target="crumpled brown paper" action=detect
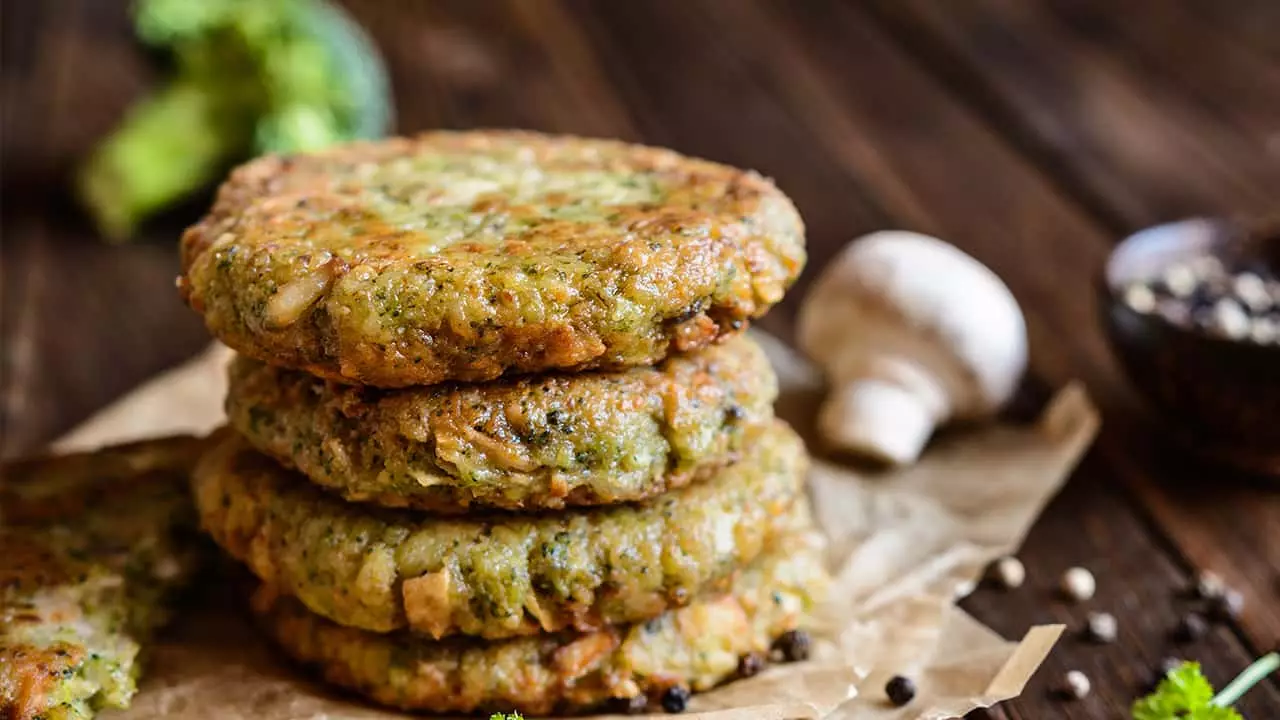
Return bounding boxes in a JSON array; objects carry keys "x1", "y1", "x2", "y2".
[{"x1": 71, "y1": 332, "x2": 1096, "y2": 720}]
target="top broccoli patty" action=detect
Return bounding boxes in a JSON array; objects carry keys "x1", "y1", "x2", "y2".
[
  {"x1": 179, "y1": 130, "x2": 805, "y2": 387},
  {"x1": 0, "y1": 437, "x2": 206, "y2": 720}
]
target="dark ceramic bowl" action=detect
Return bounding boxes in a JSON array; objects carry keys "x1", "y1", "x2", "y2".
[{"x1": 1101, "y1": 217, "x2": 1280, "y2": 476}]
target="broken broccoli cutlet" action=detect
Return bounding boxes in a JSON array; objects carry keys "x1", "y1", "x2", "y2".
[{"x1": 1, "y1": 437, "x2": 206, "y2": 720}]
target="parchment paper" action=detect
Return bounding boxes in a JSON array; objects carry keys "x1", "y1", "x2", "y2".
[{"x1": 63, "y1": 332, "x2": 1097, "y2": 720}]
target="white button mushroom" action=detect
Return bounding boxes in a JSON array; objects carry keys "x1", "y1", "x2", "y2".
[{"x1": 797, "y1": 231, "x2": 1028, "y2": 466}]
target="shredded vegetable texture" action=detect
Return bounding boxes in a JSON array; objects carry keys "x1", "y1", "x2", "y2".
[
  {"x1": 1132, "y1": 662, "x2": 1240, "y2": 720},
  {"x1": 79, "y1": 0, "x2": 389, "y2": 239},
  {"x1": 489, "y1": 714, "x2": 523, "y2": 720}
]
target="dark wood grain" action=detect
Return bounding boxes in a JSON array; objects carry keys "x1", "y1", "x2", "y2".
[
  {"x1": 861, "y1": 0, "x2": 1280, "y2": 672},
  {"x1": 866, "y1": 0, "x2": 1280, "y2": 233},
  {"x1": 0, "y1": 0, "x2": 209, "y2": 454},
  {"x1": 1042, "y1": 0, "x2": 1280, "y2": 150},
  {"x1": 1100, "y1": 419, "x2": 1280, "y2": 652},
  {"x1": 2, "y1": 1, "x2": 1278, "y2": 717}
]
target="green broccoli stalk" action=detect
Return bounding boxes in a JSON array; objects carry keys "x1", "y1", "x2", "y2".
[
  {"x1": 78, "y1": 0, "x2": 391, "y2": 240},
  {"x1": 77, "y1": 80, "x2": 250, "y2": 240}
]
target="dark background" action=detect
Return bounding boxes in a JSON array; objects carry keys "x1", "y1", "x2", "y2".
[{"x1": 2, "y1": 1, "x2": 1278, "y2": 717}]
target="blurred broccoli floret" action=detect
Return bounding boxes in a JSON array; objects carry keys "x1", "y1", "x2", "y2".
[{"x1": 79, "y1": 0, "x2": 391, "y2": 240}]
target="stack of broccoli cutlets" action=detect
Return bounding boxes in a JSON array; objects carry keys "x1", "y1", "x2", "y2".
[{"x1": 179, "y1": 130, "x2": 827, "y2": 715}]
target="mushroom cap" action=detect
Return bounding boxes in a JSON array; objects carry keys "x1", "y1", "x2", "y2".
[{"x1": 798, "y1": 230, "x2": 1027, "y2": 418}]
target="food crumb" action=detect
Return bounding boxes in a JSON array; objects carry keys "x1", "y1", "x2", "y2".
[{"x1": 1060, "y1": 567, "x2": 1096, "y2": 602}]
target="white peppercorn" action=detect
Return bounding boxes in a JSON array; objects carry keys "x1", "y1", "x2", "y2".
[
  {"x1": 1060, "y1": 670, "x2": 1091, "y2": 700},
  {"x1": 1060, "y1": 567, "x2": 1096, "y2": 602},
  {"x1": 1192, "y1": 570, "x2": 1225, "y2": 600},
  {"x1": 1084, "y1": 611, "x2": 1117, "y2": 643},
  {"x1": 1233, "y1": 272, "x2": 1273, "y2": 312},
  {"x1": 1250, "y1": 317, "x2": 1277, "y2": 344},
  {"x1": 1124, "y1": 283, "x2": 1157, "y2": 314},
  {"x1": 1208, "y1": 298, "x2": 1250, "y2": 339},
  {"x1": 1156, "y1": 299, "x2": 1191, "y2": 326},
  {"x1": 1209, "y1": 589, "x2": 1245, "y2": 622},
  {"x1": 1161, "y1": 264, "x2": 1198, "y2": 298},
  {"x1": 1188, "y1": 256, "x2": 1225, "y2": 280},
  {"x1": 988, "y1": 556, "x2": 1026, "y2": 590}
]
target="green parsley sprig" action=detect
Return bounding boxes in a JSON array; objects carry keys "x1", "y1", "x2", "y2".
[{"x1": 1133, "y1": 653, "x2": 1279, "y2": 720}]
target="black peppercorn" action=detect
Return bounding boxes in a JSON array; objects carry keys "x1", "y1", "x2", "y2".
[
  {"x1": 885, "y1": 675, "x2": 916, "y2": 706},
  {"x1": 1174, "y1": 613, "x2": 1209, "y2": 643},
  {"x1": 737, "y1": 652, "x2": 765, "y2": 679},
  {"x1": 1209, "y1": 589, "x2": 1245, "y2": 622},
  {"x1": 770, "y1": 630, "x2": 811, "y2": 662},
  {"x1": 661, "y1": 686, "x2": 690, "y2": 714}
]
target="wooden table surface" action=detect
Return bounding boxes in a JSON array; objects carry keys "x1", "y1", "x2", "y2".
[{"x1": 2, "y1": 1, "x2": 1278, "y2": 717}]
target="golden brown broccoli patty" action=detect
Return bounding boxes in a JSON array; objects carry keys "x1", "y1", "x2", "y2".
[
  {"x1": 0, "y1": 437, "x2": 206, "y2": 720},
  {"x1": 193, "y1": 422, "x2": 808, "y2": 641},
  {"x1": 179, "y1": 130, "x2": 805, "y2": 387},
  {"x1": 251, "y1": 529, "x2": 828, "y2": 716},
  {"x1": 226, "y1": 334, "x2": 776, "y2": 512}
]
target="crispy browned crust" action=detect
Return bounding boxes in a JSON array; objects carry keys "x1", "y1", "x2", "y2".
[
  {"x1": 193, "y1": 422, "x2": 809, "y2": 641},
  {"x1": 0, "y1": 644, "x2": 85, "y2": 720},
  {"x1": 225, "y1": 334, "x2": 777, "y2": 511},
  {"x1": 250, "y1": 530, "x2": 828, "y2": 715},
  {"x1": 179, "y1": 131, "x2": 805, "y2": 387}
]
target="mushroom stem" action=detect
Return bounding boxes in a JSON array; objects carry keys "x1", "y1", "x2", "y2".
[{"x1": 820, "y1": 355, "x2": 948, "y2": 465}]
